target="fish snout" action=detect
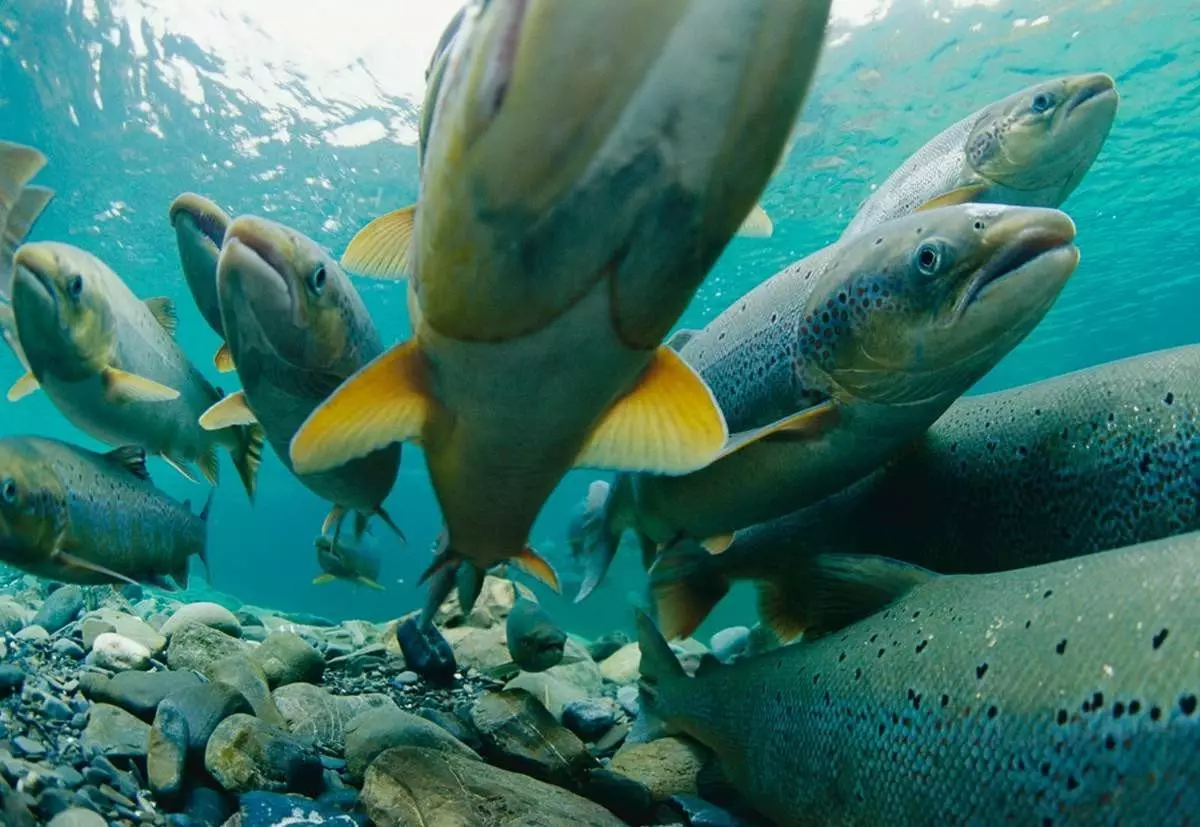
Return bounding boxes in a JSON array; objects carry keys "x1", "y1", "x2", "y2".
[{"x1": 1063, "y1": 72, "x2": 1118, "y2": 118}]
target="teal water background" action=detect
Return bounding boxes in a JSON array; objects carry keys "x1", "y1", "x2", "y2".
[{"x1": 1, "y1": 0, "x2": 1197, "y2": 639}]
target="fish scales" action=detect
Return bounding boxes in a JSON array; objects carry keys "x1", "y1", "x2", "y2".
[{"x1": 642, "y1": 532, "x2": 1200, "y2": 826}]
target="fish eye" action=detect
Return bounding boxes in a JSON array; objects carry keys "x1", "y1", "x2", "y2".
[
  {"x1": 1031, "y1": 93, "x2": 1054, "y2": 114},
  {"x1": 915, "y1": 243, "x2": 942, "y2": 276},
  {"x1": 308, "y1": 264, "x2": 327, "y2": 295},
  {"x1": 67, "y1": 274, "x2": 84, "y2": 299},
  {"x1": 0, "y1": 479, "x2": 17, "y2": 505}
]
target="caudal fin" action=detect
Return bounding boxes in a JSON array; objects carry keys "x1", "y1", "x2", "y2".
[
  {"x1": 634, "y1": 608, "x2": 687, "y2": 737},
  {"x1": 0, "y1": 142, "x2": 47, "y2": 214},
  {"x1": 230, "y1": 422, "x2": 265, "y2": 503},
  {"x1": 648, "y1": 542, "x2": 731, "y2": 640},
  {"x1": 573, "y1": 477, "x2": 637, "y2": 603}
]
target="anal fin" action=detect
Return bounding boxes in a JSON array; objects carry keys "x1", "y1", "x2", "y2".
[
  {"x1": 716, "y1": 400, "x2": 840, "y2": 461},
  {"x1": 699, "y1": 533, "x2": 735, "y2": 555},
  {"x1": 357, "y1": 576, "x2": 385, "y2": 591},
  {"x1": 196, "y1": 447, "x2": 220, "y2": 486},
  {"x1": 214, "y1": 343, "x2": 236, "y2": 374},
  {"x1": 799, "y1": 553, "x2": 936, "y2": 639},
  {"x1": 512, "y1": 546, "x2": 560, "y2": 592},
  {"x1": 574, "y1": 346, "x2": 728, "y2": 475},
  {"x1": 104, "y1": 446, "x2": 150, "y2": 481},
  {"x1": 648, "y1": 542, "x2": 729, "y2": 640},
  {"x1": 199, "y1": 391, "x2": 258, "y2": 430},
  {"x1": 7, "y1": 371, "x2": 39, "y2": 402}
]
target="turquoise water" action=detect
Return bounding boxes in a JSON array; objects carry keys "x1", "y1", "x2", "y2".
[{"x1": 1, "y1": 0, "x2": 1197, "y2": 639}]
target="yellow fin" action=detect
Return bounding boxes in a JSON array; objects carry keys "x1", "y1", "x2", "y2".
[
  {"x1": 756, "y1": 579, "x2": 807, "y2": 643},
  {"x1": 735, "y1": 202, "x2": 773, "y2": 238},
  {"x1": 312, "y1": 573, "x2": 337, "y2": 586},
  {"x1": 102, "y1": 367, "x2": 180, "y2": 404},
  {"x1": 214, "y1": 343, "x2": 235, "y2": 374},
  {"x1": 321, "y1": 505, "x2": 347, "y2": 540},
  {"x1": 290, "y1": 340, "x2": 433, "y2": 475},
  {"x1": 143, "y1": 297, "x2": 178, "y2": 337},
  {"x1": 512, "y1": 546, "x2": 560, "y2": 593},
  {"x1": 161, "y1": 454, "x2": 201, "y2": 484},
  {"x1": 0, "y1": 142, "x2": 47, "y2": 210},
  {"x1": 649, "y1": 543, "x2": 730, "y2": 640},
  {"x1": 339, "y1": 204, "x2": 416, "y2": 280},
  {"x1": 575, "y1": 346, "x2": 728, "y2": 474},
  {"x1": 199, "y1": 391, "x2": 257, "y2": 430},
  {"x1": 197, "y1": 447, "x2": 220, "y2": 486},
  {"x1": 700, "y1": 533, "x2": 735, "y2": 555},
  {"x1": 357, "y1": 576, "x2": 386, "y2": 591},
  {"x1": 715, "y1": 400, "x2": 840, "y2": 462},
  {"x1": 7, "y1": 371, "x2": 39, "y2": 402},
  {"x1": 914, "y1": 184, "x2": 990, "y2": 213}
]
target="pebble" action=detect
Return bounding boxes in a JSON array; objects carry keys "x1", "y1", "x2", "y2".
[
  {"x1": 391, "y1": 670, "x2": 420, "y2": 686},
  {"x1": 147, "y1": 701, "x2": 190, "y2": 800},
  {"x1": 0, "y1": 664, "x2": 27, "y2": 695},
  {"x1": 165, "y1": 622, "x2": 248, "y2": 673},
  {"x1": 80, "y1": 609, "x2": 167, "y2": 654},
  {"x1": 470, "y1": 689, "x2": 597, "y2": 786},
  {"x1": 91, "y1": 669, "x2": 203, "y2": 719},
  {"x1": 12, "y1": 736, "x2": 46, "y2": 758},
  {"x1": 599, "y1": 643, "x2": 642, "y2": 683},
  {"x1": 233, "y1": 791, "x2": 365, "y2": 826},
  {"x1": 32, "y1": 585, "x2": 84, "y2": 633},
  {"x1": 43, "y1": 696, "x2": 75, "y2": 721},
  {"x1": 616, "y1": 684, "x2": 640, "y2": 718},
  {"x1": 14, "y1": 624, "x2": 49, "y2": 642},
  {"x1": 81, "y1": 703, "x2": 150, "y2": 758},
  {"x1": 158, "y1": 681, "x2": 252, "y2": 752},
  {"x1": 0, "y1": 596, "x2": 28, "y2": 633},
  {"x1": 610, "y1": 736, "x2": 709, "y2": 800},
  {"x1": 273, "y1": 682, "x2": 395, "y2": 754},
  {"x1": 250, "y1": 631, "x2": 325, "y2": 687},
  {"x1": 709, "y1": 626, "x2": 752, "y2": 664},
  {"x1": 46, "y1": 808, "x2": 108, "y2": 827},
  {"x1": 204, "y1": 714, "x2": 323, "y2": 796},
  {"x1": 562, "y1": 697, "x2": 620, "y2": 742},
  {"x1": 51, "y1": 639, "x2": 86, "y2": 659},
  {"x1": 90, "y1": 632, "x2": 152, "y2": 671},
  {"x1": 588, "y1": 631, "x2": 630, "y2": 663},
  {"x1": 394, "y1": 617, "x2": 457, "y2": 685},
  {"x1": 159, "y1": 603, "x2": 242, "y2": 639}
]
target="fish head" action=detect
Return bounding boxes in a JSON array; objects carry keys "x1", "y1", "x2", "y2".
[
  {"x1": 218, "y1": 216, "x2": 358, "y2": 373},
  {"x1": 415, "y1": 0, "x2": 831, "y2": 344},
  {"x1": 170, "y1": 193, "x2": 230, "y2": 324},
  {"x1": 0, "y1": 443, "x2": 67, "y2": 569},
  {"x1": 807, "y1": 204, "x2": 1078, "y2": 406},
  {"x1": 506, "y1": 597, "x2": 567, "y2": 670},
  {"x1": 966, "y1": 73, "x2": 1118, "y2": 197},
  {"x1": 11, "y1": 242, "x2": 118, "y2": 378},
  {"x1": 417, "y1": 6, "x2": 468, "y2": 167}
]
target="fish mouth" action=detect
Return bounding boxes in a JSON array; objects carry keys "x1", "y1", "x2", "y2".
[
  {"x1": 1064, "y1": 73, "x2": 1117, "y2": 118},
  {"x1": 222, "y1": 219, "x2": 293, "y2": 302},
  {"x1": 12, "y1": 249, "x2": 58, "y2": 311},
  {"x1": 169, "y1": 193, "x2": 230, "y2": 248},
  {"x1": 959, "y1": 220, "x2": 1077, "y2": 313}
]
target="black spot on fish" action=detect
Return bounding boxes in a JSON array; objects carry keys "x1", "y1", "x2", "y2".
[
  {"x1": 1113, "y1": 702, "x2": 1125, "y2": 719},
  {"x1": 1043, "y1": 818, "x2": 1054, "y2": 827},
  {"x1": 1164, "y1": 392, "x2": 1174, "y2": 405},
  {"x1": 1139, "y1": 453, "x2": 1152, "y2": 474},
  {"x1": 770, "y1": 313, "x2": 777, "y2": 323},
  {"x1": 877, "y1": 648, "x2": 885, "y2": 658},
  {"x1": 1181, "y1": 694, "x2": 1198, "y2": 716},
  {"x1": 1044, "y1": 589, "x2": 1054, "y2": 599},
  {"x1": 911, "y1": 610, "x2": 921, "y2": 619},
  {"x1": 1150, "y1": 706, "x2": 1162, "y2": 722},
  {"x1": 940, "y1": 694, "x2": 949, "y2": 708},
  {"x1": 1056, "y1": 639, "x2": 1068, "y2": 655},
  {"x1": 976, "y1": 663, "x2": 988, "y2": 680},
  {"x1": 854, "y1": 668, "x2": 862, "y2": 681},
  {"x1": 1105, "y1": 734, "x2": 1116, "y2": 750},
  {"x1": 838, "y1": 652, "x2": 846, "y2": 662},
  {"x1": 1040, "y1": 762, "x2": 1051, "y2": 777},
  {"x1": 1152, "y1": 628, "x2": 1168, "y2": 650},
  {"x1": 1129, "y1": 700, "x2": 1142, "y2": 715},
  {"x1": 1093, "y1": 692, "x2": 1104, "y2": 710},
  {"x1": 875, "y1": 238, "x2": 882, "y2": 245},
  {"x1": 870, "y1": 634, "x2": 878, "y2": 643},
  {"x1": 1025, "y1": 620, "x2": 1032, "y2": 629},
  {"x1": 1056, "y1": 709, "x2": 1068, "y2": 725},
  {"x1": 1066, "y1": 776, "x2": 1079, "y2": 791},
  {"x1": 812, "y1": 673, "x2": 821, "y2": 685},
  {"x1": 915, "y1": 640, "x2": 928, "y2": 654}
]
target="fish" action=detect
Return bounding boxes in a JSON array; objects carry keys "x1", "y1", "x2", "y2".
[
  {"x1": 636, "y1": 531, "x2": 1200, "y2": 827},
  {"x1": 6, "y1": 242, "x2": 263, "y2": 499},
  {"x1": 0, "y1": 140, "x2": 53, "y2": 301},
  {"x1": 842, "y1": 73, "x2": 1118, "y2": 241},
  {"x1": 0, "y1": 435, "x2": 211, "y2": 590},
  {"x1": 312, "y1": 532, "x2": 384, "y2": 590},
  {"x1": 577, "y1": 204, "x2": 1079, "y2": 613},
  {"x1": 200, "y1": 215, "x2": 402, "y2": 543},
  {"x1": 669, "y1": 344, "x2": 1199, "y2": 641},
  {"x1": 169, "y1": 192, "x2": 235, "y2": 373},
  {"x1": 337, "y1": 1, "x2": 788, "y2": 285},
  {"x1": 290, "y1": 0, "x2": 835, "y2": 620},
  {"x1": 504, "y1": 596, "x2": 568, "y2": 673}
]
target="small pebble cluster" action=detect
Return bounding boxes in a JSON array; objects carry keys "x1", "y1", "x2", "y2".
[{"x1": 0, "y1": 573, "x2": 764, "y2": 826}]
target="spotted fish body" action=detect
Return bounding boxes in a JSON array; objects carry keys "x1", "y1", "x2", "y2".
[
  {"x1": 638, "y1": 532, "x2": 1200, "y2": 827},
  {"x1": 0, "y1": 436, "x2": 208, "y2": 589},
  {"x1": 841, "y1": 73, "x2": 1118, "y2": 241},
  {"x1": 723, "y1": 345, "x2": 1199, "y2": 591}
]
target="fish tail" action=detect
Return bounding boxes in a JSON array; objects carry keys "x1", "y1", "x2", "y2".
[
  {"x1": 573, "y1": 475, "x2": 637, "y2": 603},
  {"x1": 230, "y1": 421, "x2": 265, "y2": 503},
  {"x1": 648, "y1": 541, "x2": 731, "y2": 640},
  {"x1": 0, "y1": 141, "x2": 47, "y2": 214},
  {"x1": 196, "y1": 488, "x2": 215, "y2": 584},
  {"x1": 634, "y1": 608, "x2": 687, "y2": 739}
]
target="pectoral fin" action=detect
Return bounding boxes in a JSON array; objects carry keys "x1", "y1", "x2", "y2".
[
  {"x1": 7, "y1": 371, "x2": 39, "y2": 402},
  {"x1": 161, "y1": 454, "x2": 201, "y2": 484},
  {"x1": 144, "y1": 297, "x2": 178, "y2": 337},
  {"x1": 914, "y1": 184, "x2": 989, "y2": 212},
  {"x1": 357, "y1": 576, "x2": 386, "y2": 591},
  {"x1": 199, "y1": 391, "x2": 258, "y2": 430},
  {"x1": 312, "y1": 573, "x2": 337, "y2": 586},
  {"x1": 51, "y1": 549, "x2": 140, "y2": 587},
  {"x1": 664, "y1": 328, "x2": 699, "y2": 352},
  {"x1": 290, "y1": 340, "x2": 434, "y2": 475},
  {"x1": 574, "y1": 346, "x2": 728, "y2": 474},
  {"x1": 735, "y1": 202, "x2": 773, "y2": 238},
  {"x1": 0, "y1": 142, "x2": 47, "y2": 211},
  {"x1": 339, "y1": 204, "x2": 416, "y2": 280},
  {"x1": 715, "y1": 400, "x2": 840, "y2": 461},
  {"x1": 214, "y1": 343, "x2": 236, "y2": 374},
  {"x1": 102, "y1": 367, "x2": 180, "y2": 404},
  {"x1": 699, "y1": 534, "x2": 735, "y2": 555},
  {"x1": 512, "y1": 546, "x2": 560, "y2": 593}
]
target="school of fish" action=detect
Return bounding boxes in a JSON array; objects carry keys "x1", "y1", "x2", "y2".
[{"x1": 0, "y1": 1, "x2": 1195, "y2": 824}]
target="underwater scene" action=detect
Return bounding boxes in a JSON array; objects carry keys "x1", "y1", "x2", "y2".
[{"x1": 0, "y1": 0, "x2": 1197, "y2": 825}]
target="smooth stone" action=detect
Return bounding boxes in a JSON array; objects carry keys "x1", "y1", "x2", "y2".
[
  {"x1": 610, "y1": 736, "x2": 709, "y2": 800},
  {"x1": 504, "y1": 671, "x2": 587, "y2": 720},
  {"x1": 148, "y1": 701, "x2": 189, "y2": 800},
  {"x1": 1, "y1": 776, "x2": 37, "y2": 827},
  {"x1": 249, "y1": 631, "x2": 324, "y2": 688},
  {"x1": 418, "y1": 707, "x2": 483, "y2": 752},
  {"x1": 616, "y1": 685, "x2": 640, "y2": 717},
  {"x1": 469, "y1": 689, "x2": 596, "y2": 786},
  {"x1": 709, "y1": 627, "x2": 751, "y2": 664},
  {"x1": 361, "y1": 747, "x2": 625, "y2": 827},
  {"x1": 165, "y1": 623, "x2": 248, "y2": 674},
  {"x1": 394, "y1": 617, "x2": 456, "y2": 685},
  {"x1": 599, "y1": 643, "x2": 641, "y2": 684},
  {"x1": 273, "y1": 682, "x2": 395, "y2": 754},
  {"x1": 588, "y1": 631, "x2": 630, "y2": 663},
  {"x1": 443, "y1": 623, "x2": 509, "y2": 671},
  {"x1": 34, "y1": 787, "x2": 75, "y2": 820},
  {"x1": 204, "y1": 713, "x2": 322, "y2": 795},
  {"x1": 233, "y1": 791, "x2": 365, "y2": 826},
  {"x1": 0, "y1": 664, "x2": 26, "y2": 695},
  {"x1": 43, "y1": 696, "x2": 74, "y2": 721},
  {"x1": 46, "y1": 808, "x2": 108, "y2": 827},
  {"x1": 90, "y1": 632, "x2": 152, "y2": 672},
  {"x1": 51, "y1": 639, "x2": 86, "y2": 659},
  {"x1": 160, "y1": 603, "x2": 242, "y2": 639},
  {"x1": 81, "y1": 703, "x2": 150, "y2": 758},
  {"x1": 80, "y1": 609, "x2": 166, "y2": 654},
  {"x1": 0, "y1": 597, "x2": 29, "y2": 633},
  {"x1": 205, "y1": 653, "x2": 285, "y2": 726},
  {"x1": 96, "y1": 669, "x2": 202, "y2": 718},
  {"x1": 14, "y1": 625, "x2": 49, "y2": 642},
  {"x1": 344, "y1": 706, "x2": 477, "y2": 783},
  {"x1": 562, "y1": 698, "x2": 620, "y2": 742},
  {"x1": 160, "y1": 682, "x2": 252, "y2": 752},
  {"x1": 33, "y1": 586, "x2": 84, "y2": 633},
  {"x1": 391, "y1": 670, "x2": 420, "y2": 686},
  {"x1": 181, "y1": 785, "x2": 234, "y2": 827},
  {"x1": 579, "y1": 768, "x2": 656, "y2": 826},
  {"x1": 12, "y1": 736, "x2": 45, "y2": 758},
  {"x1": 431, "y1": 575, "x2": 528, "y2": 630},
  {"x1": 665, "y1": 794, "x2": 762, "y2": 826}
]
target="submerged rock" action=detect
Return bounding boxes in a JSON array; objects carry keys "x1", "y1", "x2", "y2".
[
  {"x1": 89, "y1": 669, "x2": 202, "y2": 719},
  {"x1": 160, "y1": 603, "x2": 242, "y2": 639},
  {"x1": 610, "y1": 736, "x2": 709, "y2": 801},
  {"x1": 394, "y1": 617, "x2": 456, "y2": 685},
  {"x1": 0, "y1": 597, "x2": 30, "y2": 633},
  {"x1": 344, "y1": 706, "x2": 477, "y2": 783},
  {"x1": 204, "y1": 714, "x2": 322, "y2": 795},
  {"x1": 273, "y1": 682, "x2": 395, "y2": 754},
  {"x1": 46, "y1": 809, "x2": 107, "y2": 827},
  {"x1": 599, "y1": 643, "x2": 641, "y2": 684},
  {"x1": 206, "y1": 653, "x2": 285, "y2": 726},
  {"x1": 470, "y1": 689, "x2": 597, "y2": 786},
  {"x1": 158, "y1": 682, "x2": 251, "y2": 752},
  {"x1": 90, "y1": 632, "x2": 151, "y2": 672},
  {"x1": 226, "y1": 791, "x2": 365, "y2": 826},
  {"x1": 82, "y1": 703, "x2": 151, "y2": 758},
  {"x1": 250, "y1": 631, "x2": 324, "y2": 688},
  {"x1": 80, "y1": 608, "x2": 166, "y2": 654},
  {"x1": 562, "y1": 698, "x2": 620, "y2": 742},
  {"x1": 361, "y1": 747, "x2": 625, "y2": 827},
  {"x1": 432, "y1": 575, "x2": 529, "y2": 629},
  {"x1": 166, "y1": 623, "x2": 248, "y2": 674},
  {"x1": 709, "y1": 626, "x2": 752, "y2": 664},
  {"x1": 147, "y1": 701, "x2": 189, "y2": 801},
  {"x1": 33, "y1": 585, "x2": 84, "y2": 633},
  {"x1": 588, "y1": 631, "x2": 630, "y2": 663}
]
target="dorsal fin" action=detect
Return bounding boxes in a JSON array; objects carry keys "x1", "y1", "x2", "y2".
[
  {"x1": 144, "y1": 297, "x2": 178, "y2": 337},
  {"x1": 104, "y1": 446, "x2": 151, "y2": 481}
]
